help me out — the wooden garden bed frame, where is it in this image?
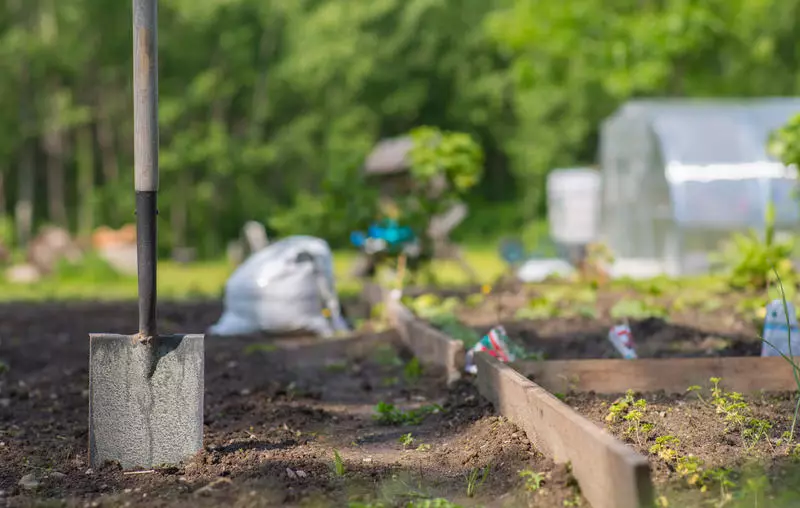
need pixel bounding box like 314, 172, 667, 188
361, 283, 800, 508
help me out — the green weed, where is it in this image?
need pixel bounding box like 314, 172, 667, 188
610, 299, 668, 320
404, 357, 423, 381
332, 449, 345, 477
398, 433, 415, 448
243, 343, 278, 355
519, 469, 545, 492
466, 465, 490, 497
373, 402, 442, 426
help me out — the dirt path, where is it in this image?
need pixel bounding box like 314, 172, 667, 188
0, 302, 582, 507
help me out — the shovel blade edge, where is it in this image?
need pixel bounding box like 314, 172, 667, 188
88, 333, 204, 469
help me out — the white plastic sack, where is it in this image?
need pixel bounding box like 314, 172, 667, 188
209, 236, 349, 337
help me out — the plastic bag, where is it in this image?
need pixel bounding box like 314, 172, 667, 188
761, 299, 800, 357
209, 236, 350, 337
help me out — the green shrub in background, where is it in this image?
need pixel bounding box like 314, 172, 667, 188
769, 113, 800, 170
712, 202, 796, 291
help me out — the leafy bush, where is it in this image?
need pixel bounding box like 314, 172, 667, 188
711, 203, 796, 290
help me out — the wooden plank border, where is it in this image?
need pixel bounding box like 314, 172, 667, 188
513, 356, 800, 395
476, 352, 654, 508
361, 283, 465, 384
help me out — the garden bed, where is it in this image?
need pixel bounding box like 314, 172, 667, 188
0, 301, 584, 507
401, 279, 774, 361
378, 276, 800, 507
564, 380, 800, 506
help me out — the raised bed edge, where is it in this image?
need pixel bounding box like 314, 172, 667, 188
362, 282, 465, 384
475, 352, 654, 508
513, 356, 800, 395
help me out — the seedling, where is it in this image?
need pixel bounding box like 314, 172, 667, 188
398, 433, 415, 448
332, 449, 345, 477
404, 357, 423, 381
325, 361, 348, 373
649, 435, 680, 462
407, 499, 462, 508
519, 469, 545, 492
243, 343, 278, 355
373, 344, 404, 367
466, 465, 490, 497
0, 360, 7, 374
373, 402, 442, 425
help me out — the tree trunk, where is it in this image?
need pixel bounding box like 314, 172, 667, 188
76, 126, 95, 237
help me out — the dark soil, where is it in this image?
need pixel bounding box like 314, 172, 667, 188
564, 386, 800, 505
0, 301, 582, 507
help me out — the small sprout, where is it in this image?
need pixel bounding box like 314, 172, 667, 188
332, 449, 345, 477
466, 465, 490, 497
398, 433, 414, 448
243, 343, 278, 355
373, 402, 442, 426
416, 443, 431, 452
404, 357, 423, 381
481, 284, 492, 295
519, 469, 545, 492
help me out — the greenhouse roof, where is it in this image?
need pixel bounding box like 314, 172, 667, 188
610, 98, 800, 167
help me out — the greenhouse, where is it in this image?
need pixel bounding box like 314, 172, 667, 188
599, 98, 800, 276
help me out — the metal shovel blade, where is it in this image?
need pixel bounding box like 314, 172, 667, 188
88, 333, 204, 469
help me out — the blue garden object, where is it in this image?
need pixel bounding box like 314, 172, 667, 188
499, 238, 527, 265
351, 219, 416, 255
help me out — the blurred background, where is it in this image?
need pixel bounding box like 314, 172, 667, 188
1, 0, 800, 299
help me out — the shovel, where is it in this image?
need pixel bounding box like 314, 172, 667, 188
88, 0, 204, 470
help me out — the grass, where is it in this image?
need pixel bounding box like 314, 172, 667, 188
0, 246, 506, 301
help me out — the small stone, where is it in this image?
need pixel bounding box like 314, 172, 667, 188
286, 468, 297, 479
19, 473, 40, 490
49, 471, 66, 479
362, 457, 372, 463
85, 468, 94, 475
240, 388, 251, 396
0, 398, 10, 408
0, 489, 6, 497
124, 489, 132, 494
296, 470, 307, 478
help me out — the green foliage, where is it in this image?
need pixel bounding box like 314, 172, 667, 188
409, 127, 484, 195
403, 357, 423, 381
372, 401, 442, 426
242, 343, 279, 355
609, 299, 668, 320
398, 433, 415, 448
465, 465, 490, 497
519, 469, 545, 492
332, 449, 346, 477
712, 219, 796, 291
770, 113, 800, 169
